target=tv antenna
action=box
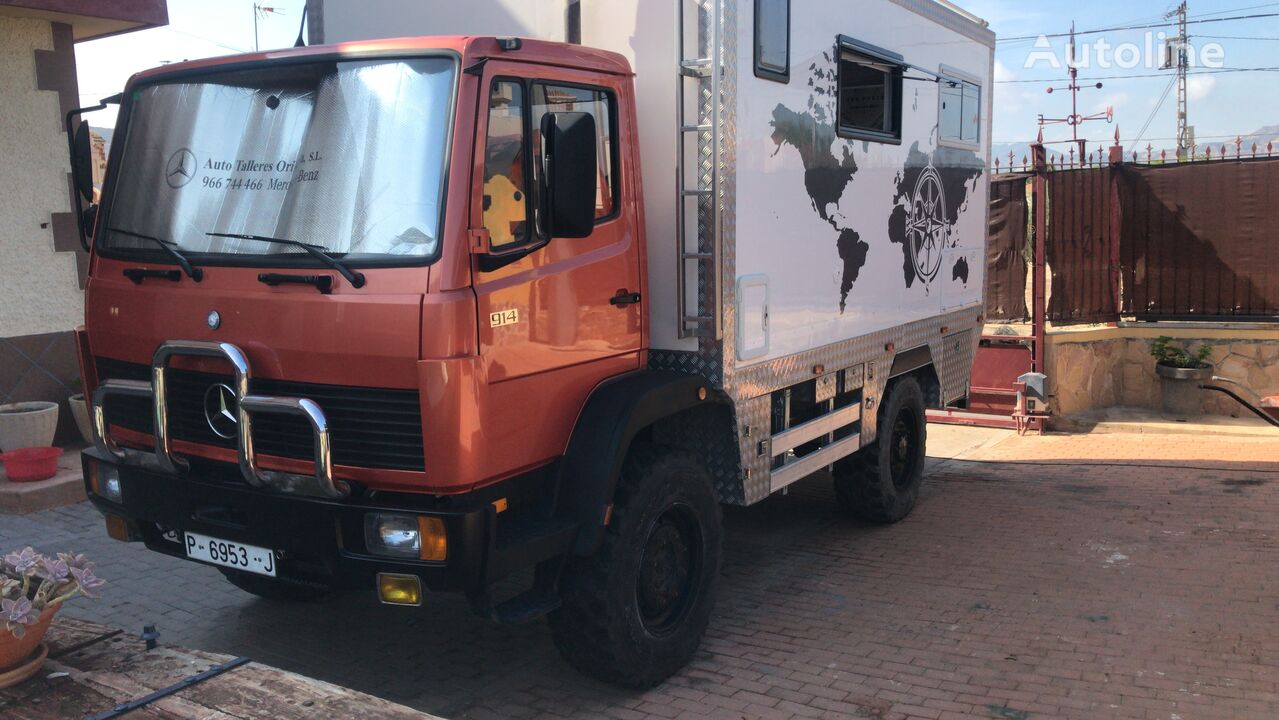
[1037,23,1114,160]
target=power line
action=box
[1188,2,1279,18]
[1197,33,1279,39]
[996,11,1279,43]
[1132,75,1178,148]
[996,66,1279,83]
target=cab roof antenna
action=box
[293,5,308,48]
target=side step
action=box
[479,518,578,624]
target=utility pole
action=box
[1165,2,1190,159]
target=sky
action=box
[961,0,1279,156]
[75,0,308,129]
[76,0,1279,156]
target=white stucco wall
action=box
[0,15,83,338]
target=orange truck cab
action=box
[72,0,995,688]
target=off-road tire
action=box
[549,444,722,689]
[220,569,331,602]
[833,376,927,523]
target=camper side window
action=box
[483,79,530,249]
[835,36,904,144]
[754,0,790,82]
[939,67,982,149]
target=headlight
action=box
[363,513,447,561]
[365,513,420,558]
[96,464,123,503]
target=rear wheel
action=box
[549,444,722,689]
[833,376,927,523]
[220,569,331,602]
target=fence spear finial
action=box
[1146,143,1153,162]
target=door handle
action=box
[610,290,642,307]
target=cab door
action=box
[471,62,643,475]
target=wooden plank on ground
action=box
[2,618,439,720]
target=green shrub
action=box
[1150,336,1213,369]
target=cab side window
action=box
[531,83,617,225]
[482,80,529,249]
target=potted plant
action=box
[1151,336,1214,419]
[1,547,104,688]
[68,378,94,445]
[0,401,59,452]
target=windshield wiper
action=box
[108,227,203,281]
[206,232,366,289]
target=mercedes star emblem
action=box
[203,384,239,439]
[207,310,221,330]
[165,148,197,188]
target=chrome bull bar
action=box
[91,340,349,499]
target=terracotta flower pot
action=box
[0,603,58,673]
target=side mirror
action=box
[82,204,98,239]
[72,121,94,204]
[539,111,597,239]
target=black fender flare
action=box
[558,369,719,555]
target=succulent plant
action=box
[2,546,104,640]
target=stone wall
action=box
[1046,328,1279,419]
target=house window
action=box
[939,68,982,148]
[835,35,903,144]
[754,0,790,82]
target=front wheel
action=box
[833,376,928,523]
[549,444,722,689]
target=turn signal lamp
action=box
[377,573,422,606]
[417,517,447,562]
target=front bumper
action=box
[82,446,505,595]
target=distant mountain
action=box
[1238,125,1279,155]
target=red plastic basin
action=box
[0,447,61,482]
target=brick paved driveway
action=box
[5,427,1278,720]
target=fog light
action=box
[364,513,447,561]
[377,572,422,606]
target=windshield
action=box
[102,57,455,263]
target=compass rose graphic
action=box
[906,165,948,285]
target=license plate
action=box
[184,532,277,577]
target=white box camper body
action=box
[313,0,994,504]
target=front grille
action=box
[96,358,425,471]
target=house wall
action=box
[0,15,86,445]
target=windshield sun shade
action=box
[104,57,455,263]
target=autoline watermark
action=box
[1023,32,1226,71]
